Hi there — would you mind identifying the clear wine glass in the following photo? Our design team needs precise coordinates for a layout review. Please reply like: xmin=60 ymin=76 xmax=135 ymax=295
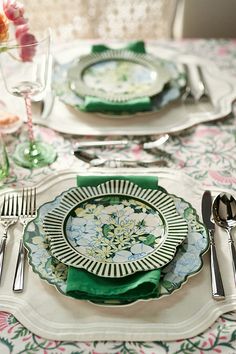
xmin=0 ymin=30 xmax=57 ymax=168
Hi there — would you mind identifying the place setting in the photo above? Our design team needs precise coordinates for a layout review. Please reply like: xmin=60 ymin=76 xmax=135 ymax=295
xmin=25 ymin=174 xmax=205 ymax=306
xmin=1 ymin=168 xmax=236 ymax=341
xmin=31 ymin=39 xmax=236 ymax=136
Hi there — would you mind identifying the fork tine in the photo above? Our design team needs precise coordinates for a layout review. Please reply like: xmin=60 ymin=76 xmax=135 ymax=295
xmin=21 ymin=189 xmax=25 ymax=216
xmin=25 ymin=189 xmax=29 ymax=217
xmin=32 ymin=188 xmax=36 ymax=216
xmin=16 ymin=195 xmax=19 ymax=216
xmin=1 ymin=194 xmax=17 ymax=217
xmin=10 ymin=195 xmax=15 ymax=216
xmin=23 ymin=188 xmax=36 ymax=217
xmin=1 ymin=196 xmax=6 ymax=216
xmin=6 ymin=195 xmax=10 ymax=216
xmin=29 ymin=188 xmax=33 ymax=217
xmin=0 ymin=192 xmax=18 ymax=284
xmin=27 ymin=189 xmax=31 ymax=217
xmin=13 ymin=186 xmax=37 ymax=292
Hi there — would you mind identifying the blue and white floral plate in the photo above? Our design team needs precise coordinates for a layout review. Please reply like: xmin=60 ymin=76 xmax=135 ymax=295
xmin=23 ymin=183 xmax=209 ymax=305
xmin=52 ymin=57 xmax=185 ymax=117
xmin=43 ymin=180 xmax=188 ymax=278
xmin=67 ymin=50 xmax=172 ymax=102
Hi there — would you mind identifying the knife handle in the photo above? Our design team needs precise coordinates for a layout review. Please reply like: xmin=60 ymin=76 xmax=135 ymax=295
xmin=209 ymin=229 xmax=225 ymax=300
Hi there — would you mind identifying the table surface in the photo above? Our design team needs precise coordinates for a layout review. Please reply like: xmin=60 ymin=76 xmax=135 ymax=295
xmin=1 ymin=39 xmax=236 ymax=354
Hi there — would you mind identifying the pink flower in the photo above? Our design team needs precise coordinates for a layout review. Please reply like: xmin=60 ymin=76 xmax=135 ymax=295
xmin=2 ymin=0 xmax=38 ymax=62
xmin=209 ymin=170 xmax=236 ymax=185
xmin=13 ymin=16 xmax=28 ymax=26
xmin=18 ymin=32 xmax=37 ymax=61
xmin=3 ymin=0 xmax=24 ymax=22
xmin=15 ymin=23 xmax=29 ymax=40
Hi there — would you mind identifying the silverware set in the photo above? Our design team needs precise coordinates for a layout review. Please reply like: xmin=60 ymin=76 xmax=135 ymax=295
xmin=0 ymin=188 xmax=36 ymax=292
xmin=202 ymin=190 xmax=236 ymax=301
xmin=74 ymin=149 xmax=169 ymax=168
xmin=74 ymin=134 xmax=171 ymax=168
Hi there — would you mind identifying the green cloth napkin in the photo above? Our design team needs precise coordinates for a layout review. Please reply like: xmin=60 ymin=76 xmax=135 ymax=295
xmin=91 ymin=41 xmax=146 ymax=54
xmin=66 ymin=175 xmax=161 ymax=302
xmin=80 ymin=40 xmax=152 ymax=114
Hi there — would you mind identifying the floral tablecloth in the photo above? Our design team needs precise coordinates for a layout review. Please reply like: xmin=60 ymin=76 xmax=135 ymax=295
xmin=1 ymin=39 xmax=236 ymax=354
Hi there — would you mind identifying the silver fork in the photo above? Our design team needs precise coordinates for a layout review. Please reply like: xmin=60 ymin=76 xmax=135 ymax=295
xmin=197 ymin=65 xmax=211 ymax=102
xmin=13 ymin=188 xmax=36 ymax=292
xmin=0 ymin=194 xmax=18 ymax=284
xmin=181 ymin=63 xmax=196 ymax=103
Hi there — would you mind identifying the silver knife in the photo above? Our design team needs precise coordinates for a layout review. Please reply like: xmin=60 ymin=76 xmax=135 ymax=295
xmin=202 ymin=190 xmax=225 ymax=300
xmin=74 ymin=134 xmax=169 ymax=150
xmin=197 ymin=65 xmax=211 ymax=102
xmin=75 ymin=140 xmax=129 ymax=148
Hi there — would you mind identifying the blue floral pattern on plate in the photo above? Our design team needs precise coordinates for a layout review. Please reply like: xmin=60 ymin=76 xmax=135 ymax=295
xmin=66 ymin=196 xmax=164 ymax=263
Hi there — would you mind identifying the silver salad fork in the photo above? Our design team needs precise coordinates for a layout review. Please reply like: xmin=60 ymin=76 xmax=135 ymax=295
xmin=13 ymin=188 xmax=37 ymax=292
xmin=0 ymin=194 xmax=18 ymax=284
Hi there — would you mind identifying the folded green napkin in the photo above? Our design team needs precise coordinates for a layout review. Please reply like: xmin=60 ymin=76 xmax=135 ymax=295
xmin=66 ymin=175 xmax=161 ymax=302
xmin=80 ymin=40 xmax=152 ymax=114
xmin=91 ymin=41 xmax=146 ymax=55
xmin=81 ymin=96 xmax=151 ymax=114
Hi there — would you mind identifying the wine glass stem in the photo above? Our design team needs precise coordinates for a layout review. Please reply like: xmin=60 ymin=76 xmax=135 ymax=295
xmin=24 ymin=94 xmax=35 ymax=143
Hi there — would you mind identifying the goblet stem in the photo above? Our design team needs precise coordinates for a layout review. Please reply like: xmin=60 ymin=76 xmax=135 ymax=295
xmin=0 ymin=133 xmax=9 ymax=181
xmin=12 ymin=92 xmax=57 ymax=169
xmin=24 ymin=94 xmax=35 ymax=143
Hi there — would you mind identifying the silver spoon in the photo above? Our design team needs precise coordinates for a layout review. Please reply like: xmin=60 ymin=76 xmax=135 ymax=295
xmin=213 ymin=192 xmax=236 ymax=285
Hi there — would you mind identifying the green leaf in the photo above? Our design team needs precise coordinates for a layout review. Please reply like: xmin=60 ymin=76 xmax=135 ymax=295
xmin=184 ymin=207 xmax=193 ymax=219
xmin=8 ymin=314 xmax=18 ymax=325
xmin=18 ymin=342 xmax=38 ymax=354
xmin=143 ymin=234 xmax=156 ymax=246
xmin=12 ymin=327 xmax=30 ymax=340
xmin=220 ymin=343 xmax=235 ymax=349
xmin=102 ymin=224 xmax=111 ymax=238
xmin=137 ymin=220 xmax=146 ymax=228
xmin=109 ymin=196 xmax=122 ymax=205
xmin=0 ymin=47 xmax=8 ymax=53
xmin=0 ymin=337 xmax=13 ymax=353
xmin=230 ymin=329 xmax=236 ymax=342
xmin=161 ymin=280 xmax=174 ymax=291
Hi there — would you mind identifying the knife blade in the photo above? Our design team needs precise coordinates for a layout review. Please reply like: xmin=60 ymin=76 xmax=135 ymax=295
xmin=75 ymin=140 xmax=129 ymax=149
xmin=202 ymin=190 xmax=225 ymax=300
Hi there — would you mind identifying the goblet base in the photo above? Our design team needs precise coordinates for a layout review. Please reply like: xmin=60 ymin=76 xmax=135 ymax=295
xmin=13 ymin=140 xmax=57 ymax=169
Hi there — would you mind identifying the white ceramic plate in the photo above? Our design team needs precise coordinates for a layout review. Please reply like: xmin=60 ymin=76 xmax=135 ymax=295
xmin=43 ymin=180 xmax=188 ymax=277
xmin=68 ymin=50 xmax=172 ymax=102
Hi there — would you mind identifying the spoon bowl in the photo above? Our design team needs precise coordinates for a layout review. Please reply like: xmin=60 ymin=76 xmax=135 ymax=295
xmin=213 ymin=192 xmax=236 ymax=230
xmin=213 ymin=192 xmax=236 ymax=284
